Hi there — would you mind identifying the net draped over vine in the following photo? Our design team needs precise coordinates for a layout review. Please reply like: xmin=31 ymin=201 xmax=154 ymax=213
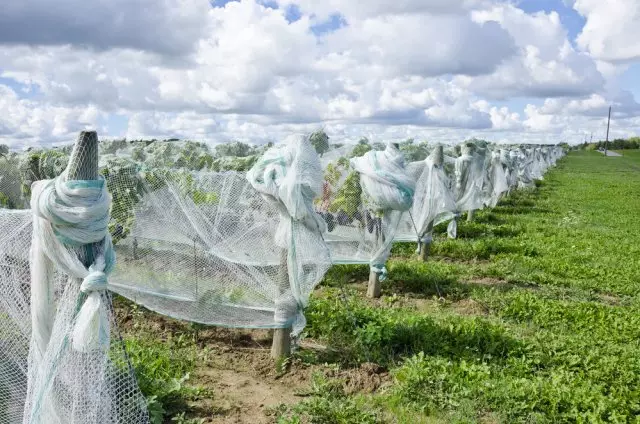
xmin=395 ymin=146 xmax=457 ymax=247
xmin=484 ymin=149 xmax=510 ymax=208
xmin=107 ymin=134 xmax=331 ymax=336
xmin=455 ymin=145 xmax=486 ymax=214
xmin=0 ymin=173 xmax=148 ymax=424
xmin=316 ymin=143 xmax=415 ymax=278
xmin=517 ymin=147 xmax=536 ymax=189
xmin=0 ymin=137 xmax=566 ymax=424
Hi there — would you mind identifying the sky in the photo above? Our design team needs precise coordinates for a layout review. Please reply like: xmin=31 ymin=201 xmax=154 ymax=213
xmin=0 ymin=0 xmax=639 ymax=148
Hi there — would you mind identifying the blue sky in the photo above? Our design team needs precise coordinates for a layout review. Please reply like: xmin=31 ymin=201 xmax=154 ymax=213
xmin=517 ymin=0 xmax=585 ymax=42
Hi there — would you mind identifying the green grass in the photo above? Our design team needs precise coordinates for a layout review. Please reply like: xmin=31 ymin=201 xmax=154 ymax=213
xmin=120 ymin=150 xmax=640 ymax=423
xmin=279 ymin=151 xmax=640 ymax=423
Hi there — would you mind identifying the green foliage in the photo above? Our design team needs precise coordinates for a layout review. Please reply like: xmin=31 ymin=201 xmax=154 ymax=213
xmin=18 ymin=149 xmax=69 ymax=199
xmin=290 ymin=151 xmax=640 ymax=423
xmin=590 ymin=137 xmax=640 ymax=151
xmin=175 ymin=141 xmax=213 ymax=170
xmin=0 ymin=144 xmax=8 ymax=158
xmin=125 ymin=334 xmax=203 ymax=424
xmin=100 ymin=138 xmax=129 ymax=154
xmin=392 ymin=352 xmax=491 ymax=414
xmin=214 ymin=141 xmax=255 ymax=158
xmin=210 ymin=154 xmax=258 ymax=171
xmin=0 ymin=192 xmax=9 ymax=208
xmin=349 ymin=138 xmax=372 ymax=158
xmin=399 ymin=139 xmax=430 ymax=162
xmin=328 ymin=171 xmax=362 ymax=217
xmin=276 ymin=373 xmax=380 ymax=423
xmin=304 ymin=291 xmax=524 ymax=367
xmin=310 ymin=130 xmax=330 ymax=156
xmin=101 ymin=157 xmax=146 ymax=244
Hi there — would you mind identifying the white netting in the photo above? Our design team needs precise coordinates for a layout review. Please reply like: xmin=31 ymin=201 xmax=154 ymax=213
xmin=0 ymin=169 xmax=148 ymax=424
xmin=484 ymin=149 xmax=509 ymax=208
xmin=0 ymin=156 xmax=27 ymax=209
xmin=315 ymin=143 xmax=415 ymax=278
xmin=455 ymin=143 xmax=486 ymax=214
xmin=517 ymin=146 xmax=536 ymax=189
xmin=504 ymin=149 xmax=519 ymax=191
xmin=107 ymin=134 xmax=331 ymax=336
xmin=395 ymin=145 xmax=457 ymax=247
xmin=0 ymin=134 xmax=567 ymax=424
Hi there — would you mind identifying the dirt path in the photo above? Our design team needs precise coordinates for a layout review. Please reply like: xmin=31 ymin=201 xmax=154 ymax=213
xmin=597 ymin=150 xmax=622 ymax=156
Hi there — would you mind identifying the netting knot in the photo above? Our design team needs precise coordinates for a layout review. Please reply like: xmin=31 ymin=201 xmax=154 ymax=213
xmin=81 ymin=270 xmax=108 ymax=293
xmin=370 ymin=263 xmax=388 ymax=281
xmin=73 ymin=266 xmax=111 ymax=353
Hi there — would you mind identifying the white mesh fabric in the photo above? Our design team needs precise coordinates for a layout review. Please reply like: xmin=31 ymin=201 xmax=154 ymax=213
xmin=0 ymin=174 xmax=148 ymax=424
xmin=508 ymin=150 xmax=520 ymax=190
xmin=0 ymin=210 xmax=32 ymax=424
xmin=530 ymin=147 xmax=543 ymax=181
xmin=485 ymin=150 xmax=509 ymax=208
xmin=108 ymin=135 xmax=331 ymax=336
xmin=395 ymin=147 xmax=456 ymax=245
xmin=455 ymin=146 xmax=485 ymax=213
xmin=517 ymin=147 xmax=535 ymax=189
xmin=316 ymin=143 xmax=415 ymax=277
xmin=0 ymin=157 xmax=26 ymax=209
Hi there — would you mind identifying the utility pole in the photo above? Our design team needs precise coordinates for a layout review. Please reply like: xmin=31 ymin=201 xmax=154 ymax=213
xmin=604 ymin=106 xmax=611 ymax=156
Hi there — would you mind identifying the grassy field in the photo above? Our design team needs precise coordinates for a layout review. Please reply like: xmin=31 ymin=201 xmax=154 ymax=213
xmin=116 ymin=150 xmax=640 ymax=423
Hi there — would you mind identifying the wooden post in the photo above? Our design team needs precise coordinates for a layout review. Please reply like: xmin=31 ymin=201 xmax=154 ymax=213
xmin=66 ymin=131 xmax=100 ymax=267
xmin=56 ymin=131 xmax=100 ymax=421
xmin=418 ymin=221 xmax=434 ymax=261
xmin=271 ymin=249 xmax=291 ymax=359
xmin=419 ymin=243 xmax=430 ymax=261
xmin=467 ymin=210 xmax=474 ymax=222
xmin=367 ymin=270 xmax=381 ymax=298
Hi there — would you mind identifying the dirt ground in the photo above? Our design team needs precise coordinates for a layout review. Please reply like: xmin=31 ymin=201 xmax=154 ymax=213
xmin=115 ymin=298 xmax=390 ymax=423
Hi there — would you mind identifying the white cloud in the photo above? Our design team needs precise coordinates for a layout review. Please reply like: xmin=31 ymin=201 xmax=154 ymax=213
xmin=323 ymin=13 xmax=515 ymax=78
xmin=0 ymin=85 xmax=102 ymax=147
xmin=574 ymin=0 xmax=640 ymax=63
xmin=464 ymin=5 xmax=604 ymax=98
xmin=277 ymin=0 xmax=490 ymax=20
xmin=0 ymin=0 xmax=210 ymax=55
xmin=0 ymin=0 xmax=638 ymax=147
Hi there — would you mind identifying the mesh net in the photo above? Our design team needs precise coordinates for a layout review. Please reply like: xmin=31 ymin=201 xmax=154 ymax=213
xmin=315 ymin=143 xmax=415 ymax=276
xmin=484 ymin=149 xmax=510 ymax=208
xmin=517 ymin=147 xmax=536 ymax=189
xmin=0 ymin=135 xmax=565 ymax=424
xmin=106 ymin=134 xmax=331 ymax=336
xmin=455 ymin=143 xmax=486 ymax=213
xmin=0 ymin=132 xmax=149 ymax=424
xmin=0 ymin=156 xmax=27 ymax=209
xmin=395 ymin=146 xmax=457 ymax=245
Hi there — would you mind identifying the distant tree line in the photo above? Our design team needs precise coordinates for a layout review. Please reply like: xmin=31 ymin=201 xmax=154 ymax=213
xmin=577 ymin=137 xmax=640 ymax=151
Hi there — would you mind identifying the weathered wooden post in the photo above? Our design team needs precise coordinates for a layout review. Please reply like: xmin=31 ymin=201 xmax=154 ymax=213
xmin=66 ymin=131 xmax=100 ymax=266
xmin=419 ymin=225 xmax=432 ymax=261
xmin=271 ymin=248 xmax=291 ymax=358
xmin=367 ymin=269 xmax=382 ymax=298
xmin=467 ymin=210 xmax=474 ymax=222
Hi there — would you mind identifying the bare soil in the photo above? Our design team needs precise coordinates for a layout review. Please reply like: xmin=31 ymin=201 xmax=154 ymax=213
xmin=114 ymin=297 xmax=390 ymax=423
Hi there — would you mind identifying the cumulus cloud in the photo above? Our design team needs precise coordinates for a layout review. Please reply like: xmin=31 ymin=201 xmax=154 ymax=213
xmin=277 ymin=0 xmax=490 ymax=20
xmin=463 ymin=5 xmax=604 ymax=98
xmin=0 ymin=0 xmax=210 ymax=55
xmin=323 ymin=14 xmax=516 ymax=78
xmin=574 ymin=0 xmax=640 ymax=63
xmin=0 ymin=0 xmax=638 ymax=147
xmin=0 ymin=85 xmax=102 ymax=147
xmin=536 ymin=90 xmax=640 ymax=119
